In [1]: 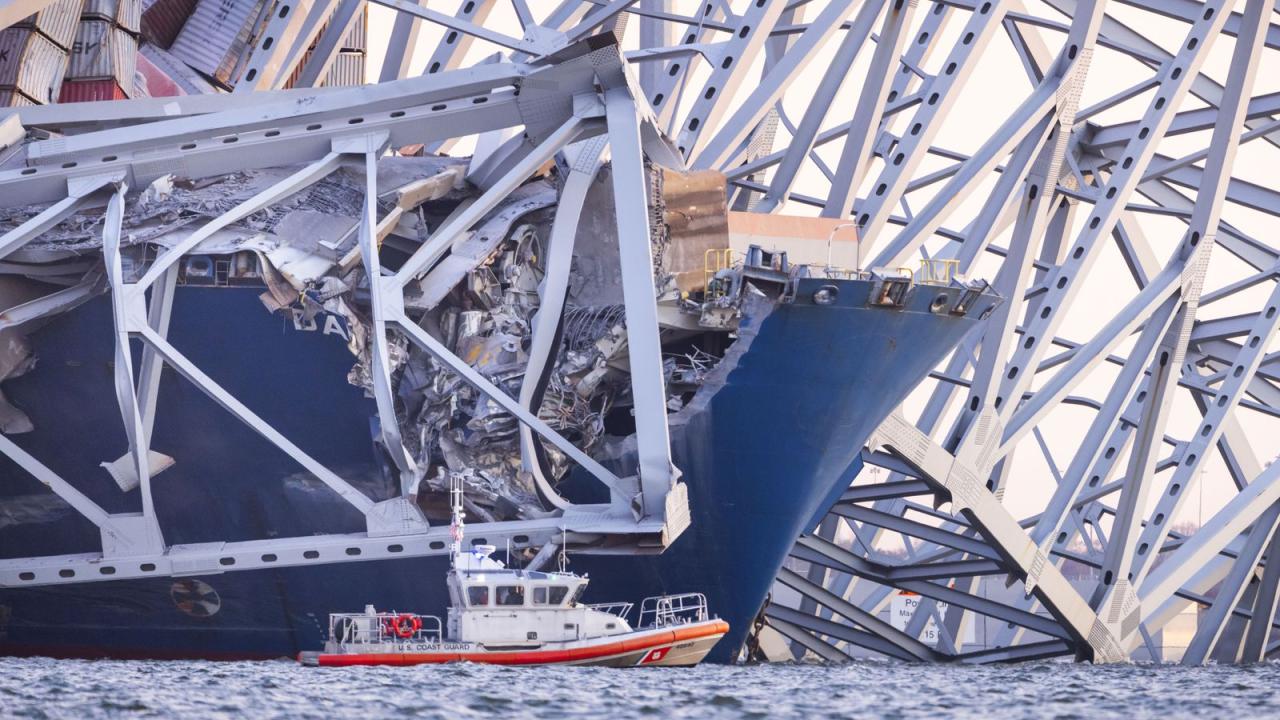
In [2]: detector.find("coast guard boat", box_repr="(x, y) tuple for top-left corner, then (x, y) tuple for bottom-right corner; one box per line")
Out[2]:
(299, 479), (728, 667)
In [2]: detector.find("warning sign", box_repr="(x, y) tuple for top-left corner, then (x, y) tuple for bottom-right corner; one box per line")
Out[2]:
(889, 592), (976, 646)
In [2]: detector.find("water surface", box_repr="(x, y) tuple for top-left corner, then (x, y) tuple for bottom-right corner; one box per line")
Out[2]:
(4, 657), (1279, 719)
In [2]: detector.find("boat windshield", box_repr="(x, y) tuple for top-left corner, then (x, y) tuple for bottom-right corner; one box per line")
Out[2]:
(467, 586), (489, 606)
(532, 586), (571, 606)
(569, 584), (586, 607)
(496, 585), (525, 606)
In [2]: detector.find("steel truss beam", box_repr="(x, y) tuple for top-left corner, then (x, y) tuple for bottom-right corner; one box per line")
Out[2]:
(0, 37), (696, 590)
(694, 0), (1280, 665)
(4, 0), (1280, 667)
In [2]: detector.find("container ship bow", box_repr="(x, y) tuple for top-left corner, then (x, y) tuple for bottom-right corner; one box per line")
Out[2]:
(0, 37), (999, 662)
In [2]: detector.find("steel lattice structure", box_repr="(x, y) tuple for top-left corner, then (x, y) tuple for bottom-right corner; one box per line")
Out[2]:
(2, 0), (1279, 665)
(595, 0), (1280, 664)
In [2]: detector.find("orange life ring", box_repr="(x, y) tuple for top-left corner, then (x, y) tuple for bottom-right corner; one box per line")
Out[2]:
(390, 613), (421, 639)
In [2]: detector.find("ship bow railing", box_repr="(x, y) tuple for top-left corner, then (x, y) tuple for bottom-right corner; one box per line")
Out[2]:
(638, 593), (709, 628)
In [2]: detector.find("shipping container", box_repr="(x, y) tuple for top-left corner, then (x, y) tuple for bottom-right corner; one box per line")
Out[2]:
(67, 20), (137, 90)
(340, 6), (365, 52)
(13, 0), (85, 49)
(58, 77), (126, 102)
(170, 0), (266, 86)
(0, 29), (69, 104)
(139, 0), (196, 49)
(140, 43), (215, 94)
(134, 48), (184, 96)
(0, 88), (38, 107)
(82, 0), (142, 33)
(321, 49), (363, 87)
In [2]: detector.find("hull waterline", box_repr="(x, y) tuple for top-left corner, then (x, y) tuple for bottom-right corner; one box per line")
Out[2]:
(0, 278), (994, 662)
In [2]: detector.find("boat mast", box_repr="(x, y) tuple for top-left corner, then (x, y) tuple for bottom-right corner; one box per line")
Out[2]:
(449, 474), (465, 568)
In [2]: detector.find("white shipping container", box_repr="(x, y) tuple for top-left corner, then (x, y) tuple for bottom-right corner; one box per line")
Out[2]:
(67, 20), (137, 89)
(321, 50), (362, 87)
(170, 0), (265, 85)
(340, 7), (364, 52)
(82, 0), (142, 33)
(0, 29), (68, 104)
(14, 0), (85, 49)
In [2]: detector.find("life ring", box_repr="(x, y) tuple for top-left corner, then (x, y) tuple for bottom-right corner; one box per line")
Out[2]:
(389, 613), (421, 639)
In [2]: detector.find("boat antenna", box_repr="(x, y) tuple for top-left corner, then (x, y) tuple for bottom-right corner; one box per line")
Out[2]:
(449, 473), (465, 569)
(558, 525), (567, 573)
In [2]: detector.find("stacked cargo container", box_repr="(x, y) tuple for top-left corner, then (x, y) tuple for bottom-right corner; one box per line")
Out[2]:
(0, 0), (81, 106)
(3, 0), (373, 105)
(139, 0), (198, 49)
(62, 0), (142, 102)
(169, 0), (268, 88)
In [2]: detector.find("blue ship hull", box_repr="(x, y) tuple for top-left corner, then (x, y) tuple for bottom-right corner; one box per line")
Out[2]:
(0, 279), (990, 662)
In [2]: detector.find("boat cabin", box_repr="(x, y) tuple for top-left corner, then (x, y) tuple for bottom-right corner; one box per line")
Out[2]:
(445, 545), (633, 646)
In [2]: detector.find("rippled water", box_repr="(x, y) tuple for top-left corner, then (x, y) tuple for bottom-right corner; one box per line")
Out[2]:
(4, 657), (1280, 719)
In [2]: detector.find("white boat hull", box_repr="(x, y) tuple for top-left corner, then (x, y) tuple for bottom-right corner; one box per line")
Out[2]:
(297, 619), (730, 668)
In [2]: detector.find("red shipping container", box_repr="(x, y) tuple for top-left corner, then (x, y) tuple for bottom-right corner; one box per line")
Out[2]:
(58, 77), (126, 102)
(135, 48), (183, 97)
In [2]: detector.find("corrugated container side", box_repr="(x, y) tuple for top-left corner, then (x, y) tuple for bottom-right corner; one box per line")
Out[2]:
(140, 0), (196, 49)
(67, 20), (136, 89)
(0, 29), (68, 104)
(134, 48), (185, 96)
(340, 6), (365, 52)
(140, 42), (216, 94)
(82, 0), (142, 32)
(0, 89), (38, 107)
(170, 0), (263, 85)
(113, 22), (137, 87)
(58, 77), (126, 102)
(15, 0), (85, 49)
(321, 49), (362, 87)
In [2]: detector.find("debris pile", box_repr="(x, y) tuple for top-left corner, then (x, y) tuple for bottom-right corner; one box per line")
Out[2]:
(0, 155), (804, 522)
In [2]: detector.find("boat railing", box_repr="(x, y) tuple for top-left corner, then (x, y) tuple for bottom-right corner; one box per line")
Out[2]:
(638, 593), (709, 628)
(821, 267), (872, 281)
(328, 612), (444, 645)
(585, 602), (634, 620)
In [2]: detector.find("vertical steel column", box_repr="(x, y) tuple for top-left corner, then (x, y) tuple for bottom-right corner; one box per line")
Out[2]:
(605, 84), (676, 517)
(101, 182), (165, 552)
(352, 134), (420, 496)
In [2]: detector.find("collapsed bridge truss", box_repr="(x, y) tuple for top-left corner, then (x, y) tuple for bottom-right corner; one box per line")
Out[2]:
(2, 0), (1280, 665)
(0, 18), (700, 588)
